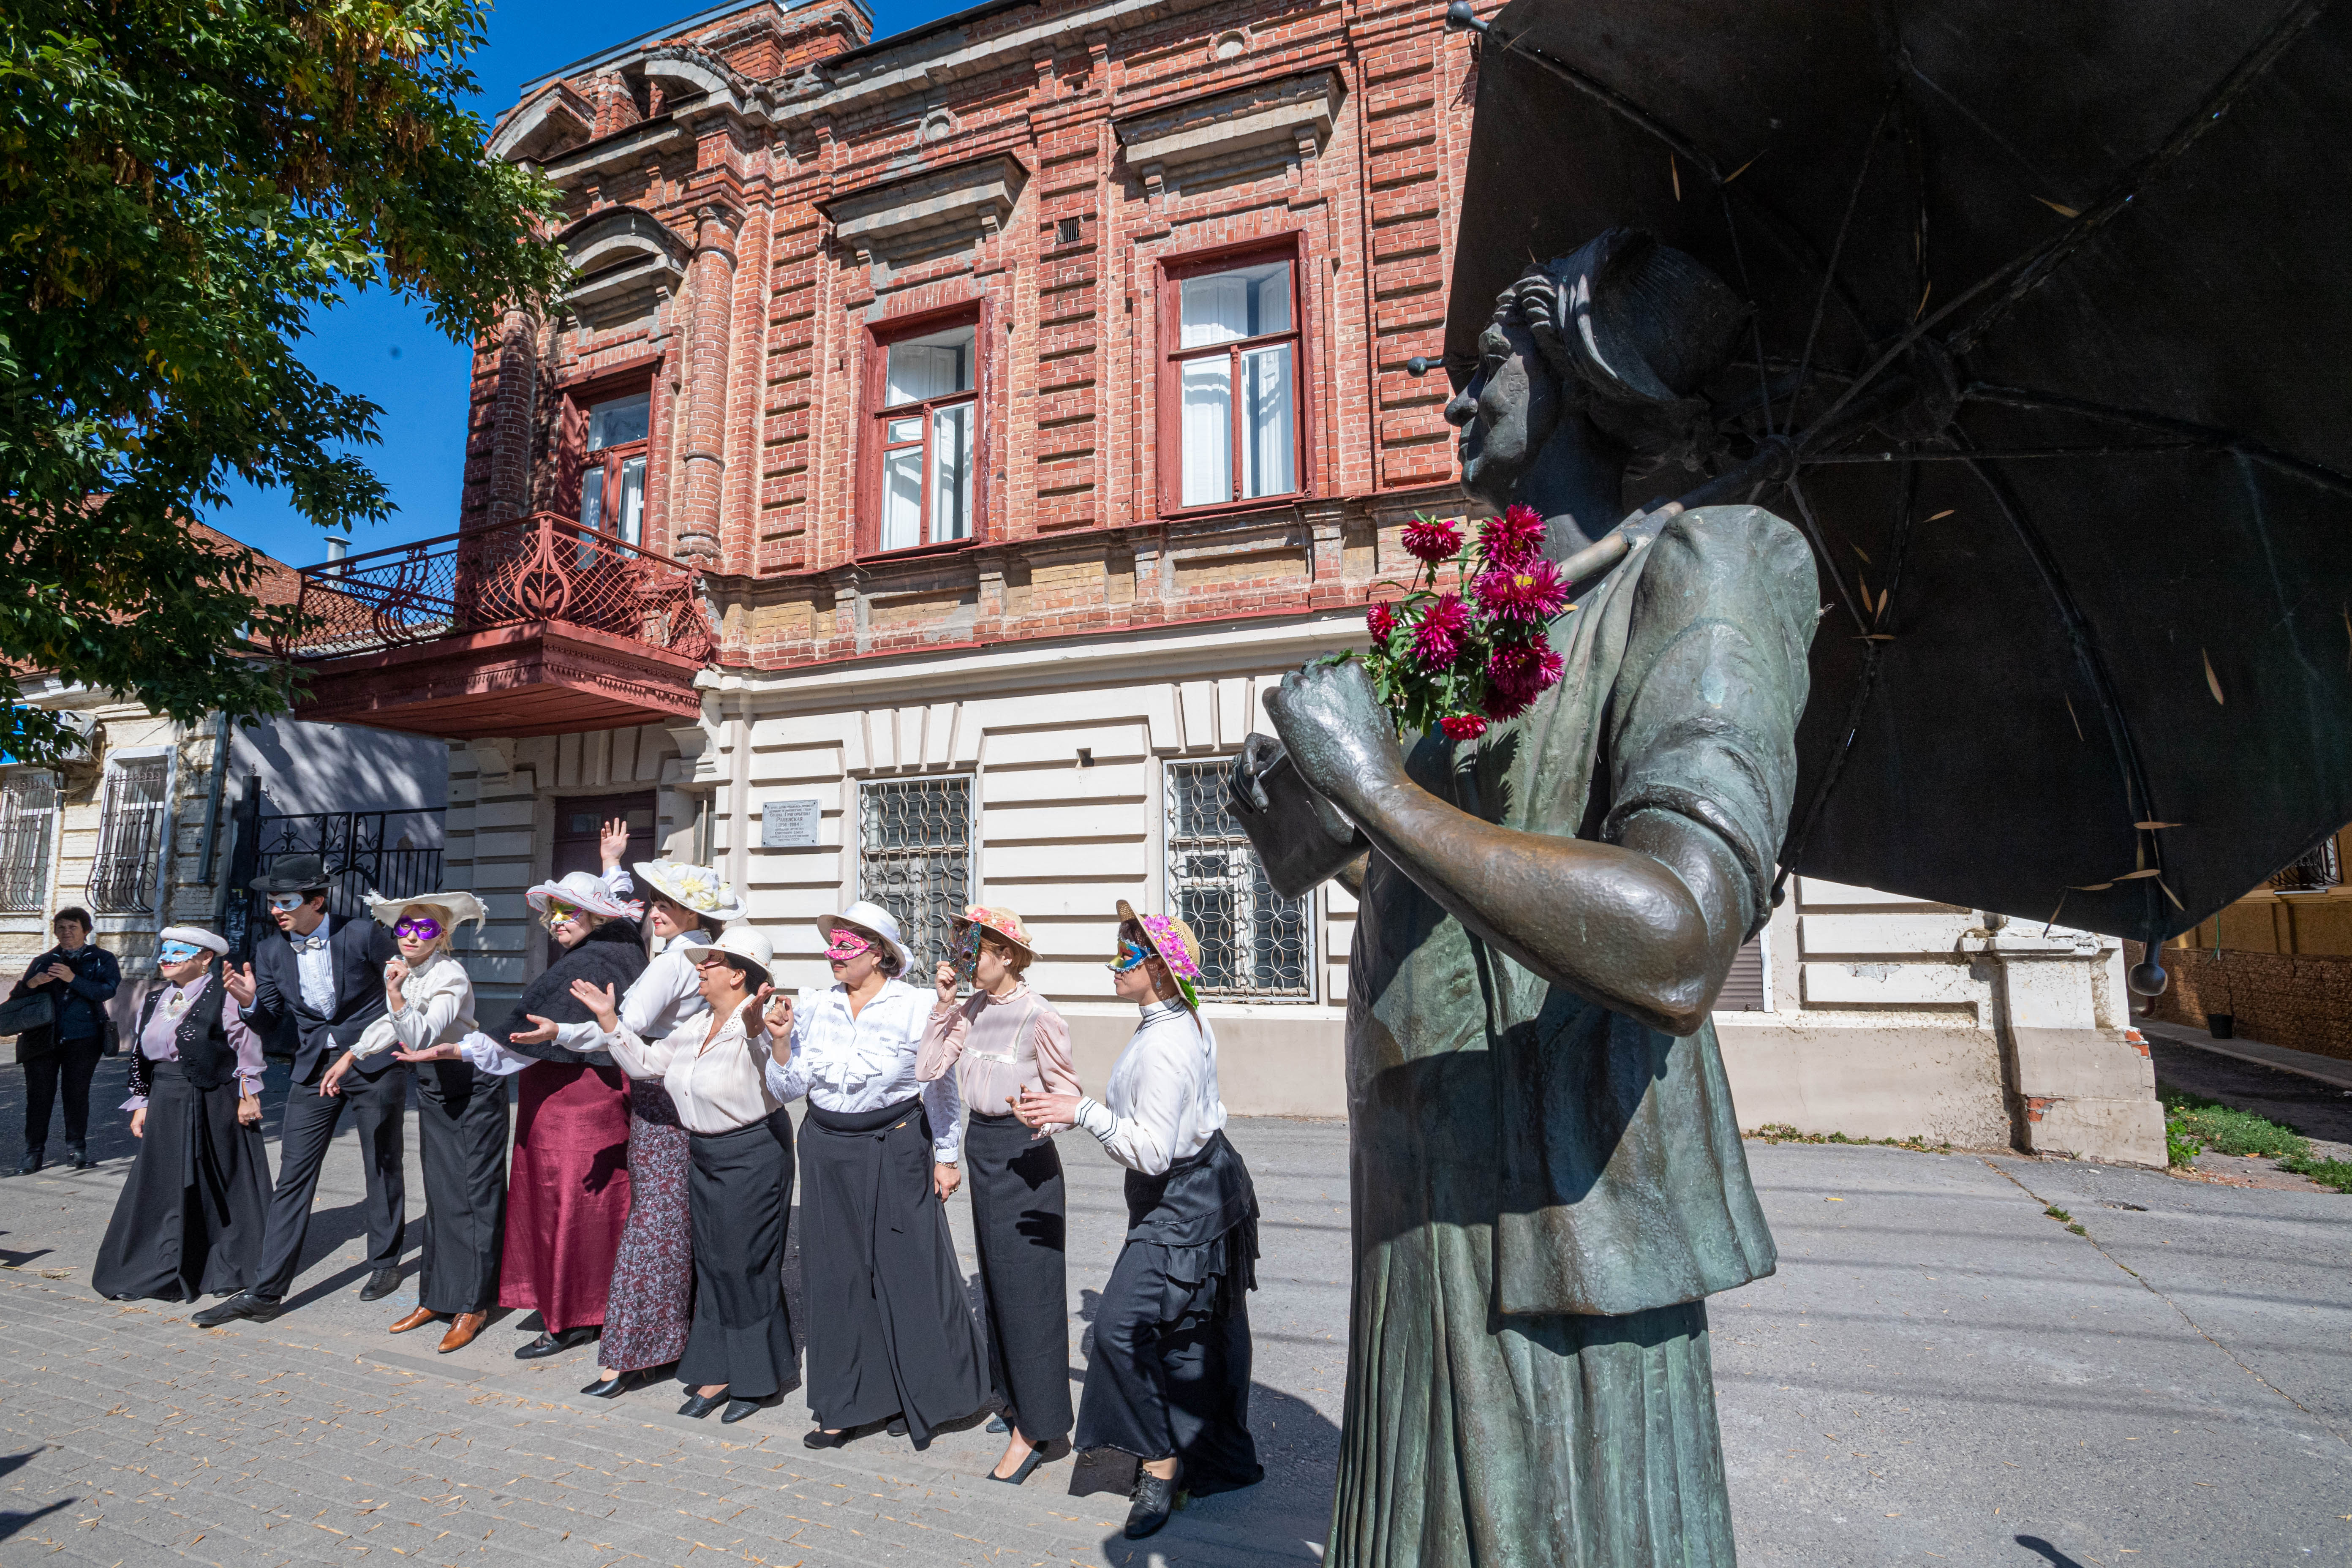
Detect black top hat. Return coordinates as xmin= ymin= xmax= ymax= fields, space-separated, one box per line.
xmin=249 ymin=854 xmax=331 ymax=896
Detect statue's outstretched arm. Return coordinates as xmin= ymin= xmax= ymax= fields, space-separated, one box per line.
xmin=1267 ymin=659 xmax=1747 ymax=1037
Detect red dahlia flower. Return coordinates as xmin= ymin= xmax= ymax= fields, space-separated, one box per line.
xmin=1401 ymin=516 xmax=1464 ymax=564
xmin=1487 ymin=640 xmax=1565 ymax=708
xmin=1472 ymin=557 xmax=1571 ymax=623
xmin=1478 ymin=504 xmax=1546 ymax=565
xmin=1412 ymin=593 xmax=1471 ymax=670
xmin=1439 ymin=714 xmax=1488 ymax=741
xmin=1367 ymin=601 xmax=1396 ymax=641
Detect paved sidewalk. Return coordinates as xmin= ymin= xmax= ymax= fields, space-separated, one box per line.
xmin=0 ymin=1058 xmax=2345 ymax=1567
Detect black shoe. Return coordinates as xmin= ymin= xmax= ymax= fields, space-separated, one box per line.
xmin=988 ymin=1442 xmax=1046 ymax=1486
xmin=15 ymin=1148 xmax=41 ymax=1176
xmin=1124 ymin=1471 xmax=1179 ymax=1540
xmin=678 ymin=1390 xmax=729 ymax=1419
xmin=514 ymin=1326 xmax=599 ymax=1360
xmin=886 ymin=1416 xmax=908 ymax=1437
xmin=581 ymin=1368 xmax=654 ymax=1398
xmin=65 ymin=1142 xmax=90 ymax=1170
xmin=191 ymin=1291 xmax=282 ymax=1328
xmin=720 ymin=1399 xmax=762 ymax=1425
xmin=986 ymin=1413 xmax=1010 ymax=1434
xmin=803 ymin=1428 xmax=851 ymax=1449
xmin=357 ymin=1268 xmax=401 ymax=1302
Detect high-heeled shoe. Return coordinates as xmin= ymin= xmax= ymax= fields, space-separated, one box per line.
xmin=678 ymin=1389 xmax=730 ymax=1419
xmin=580 ymin=1367 xmax=652 ymax=1398
xmin=987 ymin=1441 xmax=1046 ymax=1486
xmin=1124 ymin=1469 xmax=1181 ymax=1539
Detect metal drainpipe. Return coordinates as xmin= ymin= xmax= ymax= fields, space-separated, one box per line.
xmin=195 ymin=712 xmax=233 ymax=886
xmin=148 ymin=719 xmax=185 ymax=964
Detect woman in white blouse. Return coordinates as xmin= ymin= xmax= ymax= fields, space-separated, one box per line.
xmin=1015 ymin=902 xmax=1263 ymax=1541
xmin=324 ymin=892 xmax=499 ymax=1354
xmin=761 ymin=900 xmax=989 ymax=1451
xmin=579 ymin=924 xmax=791 ymax=1426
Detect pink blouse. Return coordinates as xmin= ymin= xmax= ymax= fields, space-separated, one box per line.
xmin=916 ymin=982 xmax=1079 ymax=1132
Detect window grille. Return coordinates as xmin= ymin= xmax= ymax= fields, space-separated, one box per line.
xmin=89 ymin=756 xmax=168 ymax=914
xmin=1165 ymin=760 xmax=1311 ymax=997
xmin=858 ymin=778 xmax=972 ymax=971
xmin=2270 ymin=836 xmax=2344 ymax=892
xmin=0 ymin=771 xmax=58 ymax=912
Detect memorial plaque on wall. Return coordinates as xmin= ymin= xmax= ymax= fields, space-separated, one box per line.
xmin=760 ymin=799 xmax=822 ymax=849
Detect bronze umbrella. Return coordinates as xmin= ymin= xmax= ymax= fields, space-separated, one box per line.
xmin=1433 ymin=0 xmax=2352 ymax=987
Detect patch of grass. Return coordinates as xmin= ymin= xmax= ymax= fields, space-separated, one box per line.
xmin=2157 ymin=1085 xmax=2352 ymax=1193
xmin=1749 ymin=1124 xmax=1955 ymax=1154
xmin=2043 ymin=1205 xmax=2088 ymax=1236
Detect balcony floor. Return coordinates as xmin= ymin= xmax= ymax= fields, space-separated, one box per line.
xmin=292 ymin=620 xmax=703 ymax=739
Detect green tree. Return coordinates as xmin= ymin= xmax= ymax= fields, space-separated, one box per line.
xmin=0 ymin=0 xmax=567 ymax=762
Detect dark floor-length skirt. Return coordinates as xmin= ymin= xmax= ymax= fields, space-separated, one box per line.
xmin=91 ymin=1061 xmax=270 ymax=1302
xmin=677 ymin=1108 xmax=798 ymax=1398
xmin=964 ymin=1111 xmax=1073 ymax=1443
xmin=1074 ymin=1194 xmax=1263 ymax=1492
xmin=600 ymin=1078 xmax=694 ymax=1373
xmin=799 ymin=1097 xmax=989 ymax=1442
xmin=499 ymin=1061 xmax=631 ymax=1333
xmin=414 ymin=1059 xmax=509 ymax=1315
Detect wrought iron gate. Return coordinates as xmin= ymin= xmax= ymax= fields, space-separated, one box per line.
xmin=223 ymin=778 xmax=446 ymax=957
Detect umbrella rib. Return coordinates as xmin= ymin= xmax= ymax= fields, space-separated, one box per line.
xmin=1960 ymin=383 xmax=2352 ymax=498
xmin=1782 ymin=476 xmax=1871 ymax=637
xmin=1946 ymin=0 xmax=2333 ymax=356
xmin=1789 ymin=97 xmax=1897 ymax=436
xmin=1952 ymin=438 xmax=2170 ymax=945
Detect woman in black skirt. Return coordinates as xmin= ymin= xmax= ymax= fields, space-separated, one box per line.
xmin=92 ymin=926 xmax=270 ymax=1303
xmin=1015 ymin=902 xmax=1262 ymax=1541
xmin=917 ymin=904 xmax=1080 ymax=1485
xmin=587 ymin=924 xmax=793 ymax=1425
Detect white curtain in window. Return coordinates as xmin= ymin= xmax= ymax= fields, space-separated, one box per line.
xmin=1182 ymin=357 xmax=1233 ymax=506
xmin=1181 ymin=275 xmax=1252 ymax=348
xmin=931 ymin=404 xmax=972 ymax=541
xmin=587 ymin=391 xmax=650 ymax=450
xmin=882 ymin=448 xmax=924 ymax=550
xmin=577 ymin=473 xmax=602 ymax=531
xmin=887 ymin=342 xmax=967 ymax=405
xmin=1241 ymin=344 xmax=1294 ymax=498
xmin=615 ymin=456 xmax=646 ymax=544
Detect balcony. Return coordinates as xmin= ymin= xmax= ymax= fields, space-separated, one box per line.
xmin=279 ymin=514 xmax=712 ymax=739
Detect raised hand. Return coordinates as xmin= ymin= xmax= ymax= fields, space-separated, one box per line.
xmin=740 ymin=982 xmax=774 ymax=1029
xmin=763 ymin=994 xmax=794 ymax=1040
xmin=384 ymin=958 xmax=411 ymax=985
xmin=933 ymin=960 xmax=959 ymax=1007
xmin=508 ymin=1014 xmax=561 ymax=1045
xmin=223 ymin=963 xmax=258 ymax=1007
xmin=384 ymin=956 xmax=410 ymax=1010
xmin=599 ymin=816 xmax=632 ymax=871
xmin=568 ymin=979 xmax=620 ymax=1033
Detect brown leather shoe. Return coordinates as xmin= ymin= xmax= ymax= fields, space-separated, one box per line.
xmin=438 ymin=1311 xmax=489 ymax=1354
xmin=388 ymin=1307 xmax=440 ymax=1334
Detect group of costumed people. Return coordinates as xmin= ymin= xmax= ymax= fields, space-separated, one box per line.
xmin=84 ymin=828 xmax=1261 ymax=1538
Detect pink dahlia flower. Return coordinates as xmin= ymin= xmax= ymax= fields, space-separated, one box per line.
xmin=1472 ymin=557 xmax=1572 ymax=623
xmin=1412 ymin=592 xmax=1471 ymax=670
xmin=1367 ymin=601 xmax=1396 ymax=641
xmin=1439 ymin=714 xmax=1488 ymax=741
xmin=1402 ymin=516 xmax=1464 ymax=564
xmin=1479 ymin=503 xmax=1547 ymax=565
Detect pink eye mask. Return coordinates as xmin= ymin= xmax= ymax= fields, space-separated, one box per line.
xmin=825 ymin=929 xmax=872 ymax=962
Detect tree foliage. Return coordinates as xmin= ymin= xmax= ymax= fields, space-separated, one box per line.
xmin=0 ymin=0 xmax=566 ymax=762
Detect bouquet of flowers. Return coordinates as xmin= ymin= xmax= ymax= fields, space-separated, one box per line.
xmin=1357 ymin=503 xmax=1573 ymax=742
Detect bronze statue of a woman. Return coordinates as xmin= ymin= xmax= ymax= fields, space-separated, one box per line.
xmin=1233 ymin=233 xmax=1819 ymax=1566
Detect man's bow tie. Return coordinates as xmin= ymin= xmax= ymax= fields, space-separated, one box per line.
xmin=292 ymin=934 xmax=329 ymax=953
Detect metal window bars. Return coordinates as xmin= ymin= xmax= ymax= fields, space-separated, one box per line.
xmin=0 ymin=771 xmax=59 ymax=912
xmin=221 ymin=795 xmax=448 ymax=957
xmin=858 ymin=778 xmax=972 ymax=972
xmin=2268 ymin=837 xmax=2344 ymax=893
xmin=88 ymin=758 xmax=169 ymax=914
xmin=1165 ymin=760 xmax=1312 ymax=997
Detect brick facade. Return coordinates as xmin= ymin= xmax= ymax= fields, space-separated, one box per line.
xmin=466 ymin=0 xmax=1482 ymax=668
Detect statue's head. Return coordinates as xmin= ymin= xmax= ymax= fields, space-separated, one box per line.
xmin=1445 ymin=229 xmax=1750 ymax=520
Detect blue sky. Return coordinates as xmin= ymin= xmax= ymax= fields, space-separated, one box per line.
xmin=211 ymin=0 xmax=953 ymax=569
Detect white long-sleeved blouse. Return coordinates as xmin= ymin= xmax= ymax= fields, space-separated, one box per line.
xmin=553 ymin=929 xmax=710 ymax=1066
xmin=351 ymin=950 xmax=475 ymax=1060
xmin=606 ymin=1001 xmax=780 ymax=1135
xmin=1071 ymin=999 xmax=1229 ymax=1176
xmin=764 ymin=976 xmax=964 ymax=1162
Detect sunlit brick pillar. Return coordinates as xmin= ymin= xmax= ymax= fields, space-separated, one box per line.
xmin=674 ymin=204 xmax=739 ymax=564
xmin=484 ymin=307 xmax=540 ymax=524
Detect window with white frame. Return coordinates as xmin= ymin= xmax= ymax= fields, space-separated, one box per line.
xmin=858 ymin=777 xmax=972 ymax=971
xmin=89 ymin=755 xmax=168 ymax=914
xmin=876 ymin=324 xmax=977 ymax=552
xmin=1171 ymin=258 xmax=1299 ymax=508
xmin=1165 ymin=759 xmax=1311 ymax=997
xmin=0 ymin=770 xmax=58 ymax=912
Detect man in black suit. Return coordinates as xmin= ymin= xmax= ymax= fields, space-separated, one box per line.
xmin=195 ymin=856 xmax=407 ymax=1324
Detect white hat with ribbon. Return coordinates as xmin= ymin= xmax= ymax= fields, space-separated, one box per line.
xmin=632 ymin=860 xmax=747 ymax=925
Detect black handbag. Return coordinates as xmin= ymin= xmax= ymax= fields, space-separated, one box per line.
xmin=0 ymin=991 xmax=56 ymax=1037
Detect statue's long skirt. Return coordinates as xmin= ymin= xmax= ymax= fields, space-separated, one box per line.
xmin=798 ymin=1096 xmax=988 ymax=1441
xmin=499 ymin=1062 xmax=631 ymax=1334
xmin=599 ymin=1078 xmax=694 ymax=1374
xmin=412 ymin=1057 xmax=508 ymax=1316
xmin=963 ymin=1110 xmax=1073 ymax=1443
xmin=675 ymin=1107 xmax=797 ymax=1398
xmin=91 ymin=1060 xmax=269 ymax=1302
xmin=1073 ymin=1142 xmax=1264 ymax=1493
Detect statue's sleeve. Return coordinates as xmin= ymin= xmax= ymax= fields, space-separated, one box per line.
xmin=1598 ymin=505 xmax=1819 ymax=937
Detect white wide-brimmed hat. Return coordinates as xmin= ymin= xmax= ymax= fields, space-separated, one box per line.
xmin=524 ymin=871 xmax=644 ymax=922
xmin=695 ymin=924 xmax=773 ymax=988
xmin=367 ymin=889 xmax=488 ymax=933
xmin=817 ymin=900 xmax=912 ymax=971
xmin=632 ymin=860 xmax=746 ymax=925
xmin=158 ymin=925 xmax=229 ymax=956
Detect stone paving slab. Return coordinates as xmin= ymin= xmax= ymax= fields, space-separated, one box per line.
xmin=1 ymin=1058 xmax=2347 ymax=1566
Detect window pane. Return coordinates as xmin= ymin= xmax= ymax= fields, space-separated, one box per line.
xmin=931 ymin=403 xmax=972 ymax=542
xmin=1240 ymin=343 xmax=1295 ymax=498
xmin=90 ymin=758 xmax=167 ymax=915
xmin=858 ymin=778 xmax=971 ymax=971
xmin=1180 ymin=261 xmax=1291 ymax=348
xmin=886 ymin=416 xmax=923 ymax=444
xmin=1165 ymin=760 xmax=1310 ymax=996
xmin=1181 ymin=355 xmax=1233 ymax=506
xmin=586 ymin=390 xmax=650 ymax=450
xmin=886 ymin=324 xmax=975 ymax=404
xmin=882 ymin=446 xmax=924 ymax=551
xmin=577 ymin=463 xmax=603 ymax=531
xmin=615 ymin=456 xmax=645 ymax=545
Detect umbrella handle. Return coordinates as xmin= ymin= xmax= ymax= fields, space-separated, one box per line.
xmin=2127 ymin=941 xmax=2170 ymax=997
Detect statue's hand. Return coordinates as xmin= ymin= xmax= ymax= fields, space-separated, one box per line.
xmin=1229 ymin=734 xmax=1285 ymax=815
xmin=1267 ymin=658 xmax=1405 ymax=813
